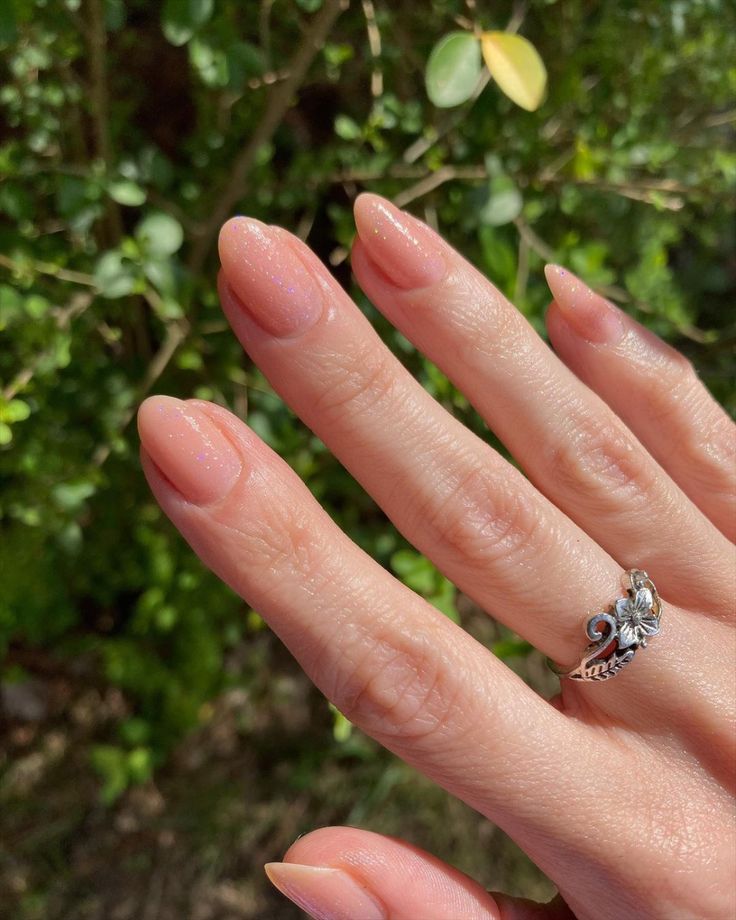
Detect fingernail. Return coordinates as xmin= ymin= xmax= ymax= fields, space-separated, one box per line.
xmin=218 ymin=217 xmax=324 ymax=337
xmin=544 ymin=264 xmax=625 ymax=345
xmin=138 ymin=395 xmax=242 ymax=505
xmin=353 ymin=193 xmax=447 ymax=289
xmin=265 ymin=862 xmax=386 ymax=920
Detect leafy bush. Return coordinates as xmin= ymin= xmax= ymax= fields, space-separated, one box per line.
xmin=1 ymin=0 xmax=734 ymax=799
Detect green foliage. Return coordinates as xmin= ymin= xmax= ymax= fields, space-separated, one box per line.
xmin=1 ymin=0 xmax=735 ymax=806
xmin=425 ymin=32 xmax=481 ymax=107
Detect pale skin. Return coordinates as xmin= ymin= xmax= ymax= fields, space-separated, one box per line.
xmin=137 ymin=194 xmax=736 ymax=920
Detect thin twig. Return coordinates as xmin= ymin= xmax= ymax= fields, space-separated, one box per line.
xmin=361 ymin=0 xmax=383 ymax=98
xmin=0 ymin=254 xmax=97 ymax=287
xmin=87 ymin=0 xmax=122 ymax=242
xmin=188 ymin=0 xmax=348 ymax=274
xmin=2 ymin=293 xmax=94 ymax=401
xmin=337 ymin=161 xmax=720 ymax=211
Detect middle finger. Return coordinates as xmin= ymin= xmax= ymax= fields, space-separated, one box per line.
xmin=217 ymin=217 xmax=624 ymax=668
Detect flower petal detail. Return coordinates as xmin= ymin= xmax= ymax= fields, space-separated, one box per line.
xmin=618 ymin=621 xmax=639 ymax=648
xmin=639 ymin=615 xmax=661 ymax=637
xmin=632 ymin=587 xmax=653 ymax=615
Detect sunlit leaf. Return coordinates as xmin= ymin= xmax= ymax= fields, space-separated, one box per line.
xmin=135 ymin=212 xmax=184 ymax=257
xmin=425 ymin=32 xmax=481 ymax=108
xmin=108 ymin=179 xmax=147 ymax=206
xmin=162 ymin=0 xmax=213 ymax=46
xmin=479 ymin=175 xmax=523 ymax=226
xmin=481 ymin=32 xmax=547 ymax=111
xmin=94 ymin=249 xmax=138 ymax=298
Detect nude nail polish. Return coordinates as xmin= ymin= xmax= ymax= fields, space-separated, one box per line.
xmin=265 ymin=862 xmax=386 ymax=920
xmin=138 ymin=395 xmax=242 ymax=505
xmin=544 ymin=264 xmax=625 ymax=345
xmin=218 ymin=217 xmax=324 ymax=337
xmin=353 ymin=193 xmax=447 ymax=289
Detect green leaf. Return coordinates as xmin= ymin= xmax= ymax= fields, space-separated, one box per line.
xmin=135 ymin=212 xmax=184 ymax=257
xmin=479 ymin=175 xmax=523 ymax=226
xmin=189 ymin=37 xmax=229 ymax=87
xmin=52 ymin=480 xmax=96 ymax=512
xmin=0 ymin=422 xmax=12 ymax=445
xmin=425 ymin=32 xmax=481 ymax=108
xmin=94 ymin=249 xmax=138 ymax=298
xmin=0 ymin=399 xmax=30 ymax=423
xmin=91 ymin=744 xmax=129 ymax=804
xmin=334 ymin=114 xmax=361 ymax=140
xmin=481 ymin=32 xmax=547 ymax=111
xmin=226 ymin=41 xmax=266 ymax=89
xmin=108 ymin=179 xmax=147 ymax=206
xmin=390 ymin=549 xmax=436 ymax=594
xmin=427 ymin=577 xmax=459 ymax=623
xmin=162 ymin=0 xmax=213 ymax=46
xmin=0 ymin=284 xmax=23 ymax=328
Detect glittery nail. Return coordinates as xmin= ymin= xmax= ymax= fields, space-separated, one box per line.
xmin=138 ymin=396 xmax=242 ymax=505
xmin=218 ymin=218 xmax=324 ymax=337
xmin=544 ymin=264 xmax=625 ymax=345
xmin=353 ymin=193 xmax=447 ymax=289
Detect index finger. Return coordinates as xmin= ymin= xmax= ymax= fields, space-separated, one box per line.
xmin=137 ymin=395 xmax=579 ymax=831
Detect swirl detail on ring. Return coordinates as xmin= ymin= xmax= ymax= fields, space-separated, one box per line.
xmin=552 ymin=570 xmax=662 ymax=682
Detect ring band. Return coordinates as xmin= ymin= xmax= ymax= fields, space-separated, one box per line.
xmin=550 ymin=569 xmax=662 ymax=682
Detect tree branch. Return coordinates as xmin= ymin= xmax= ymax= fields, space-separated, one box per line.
xmin=188 ymin=0 xmax=349 ymax=274
xmin=87 ymin=0 xmax=122 ymax=242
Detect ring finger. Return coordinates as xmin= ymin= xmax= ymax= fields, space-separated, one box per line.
xmin=349 ymin=195 xmax=732 ymax=617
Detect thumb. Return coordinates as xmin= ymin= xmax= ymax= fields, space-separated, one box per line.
xmin=265 ymin=826 xmax=573 ymax=919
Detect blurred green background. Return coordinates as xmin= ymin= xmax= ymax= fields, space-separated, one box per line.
xmin=1 ymin=0 xmax=734 ymax=917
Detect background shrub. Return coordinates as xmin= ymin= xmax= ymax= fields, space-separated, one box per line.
xmin=1 ymin=1 xmax=734 ymax=916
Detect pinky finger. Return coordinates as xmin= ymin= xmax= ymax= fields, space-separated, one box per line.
xmin=266 ymin=826 xmax=573 ymax=920
xmin=545 ymin=265 xmax=736 ymax=542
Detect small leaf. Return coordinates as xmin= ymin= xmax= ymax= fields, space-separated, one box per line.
xmin=108 ymin=179 xmax=147 ymax=206
xmin=0 ymin=422 xmax=12 ymax=445
xmin=0 ymin=399 xmax=31 ymax=423
xmin=481 ymin=32 xmax=547 ymax=111
xmin=94 ymin=250 xmax=138 ymax=298
xmin=135 ymin=212 xmax=184 ymax=257
xmin=425 ymin=32 xmax=481 ymax=108
xmin=479 ymin=175 xmax=523 ymax=226
xmin=162 ymin=0 xmax=213 ymax=46
xmin=189 ymin=37 xmax=229 ymax=87
xmin=334 ymin=114 xmax=361 ymax=140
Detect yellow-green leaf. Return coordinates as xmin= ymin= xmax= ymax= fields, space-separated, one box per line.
xmin=480 ymin=32 xmax=547 ymax=111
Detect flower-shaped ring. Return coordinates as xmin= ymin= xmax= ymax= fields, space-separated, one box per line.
xmin=550 ymin=570 xmax=662 ymax=682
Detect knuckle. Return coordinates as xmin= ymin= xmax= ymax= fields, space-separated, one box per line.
xmin=414 ymin=459 xmax=539 ymax=569
xmin=548 ymin=414 xmax=655 ymax=509
xmin=311 ymin=339 xmax=398 ymax=421
xmin=329 ymin=626 xmax=461 ymax=746
xmin=452 ymin=284 xmax=526 ymax=365
xmin=231 ymin=495 xmax=328 ymax=589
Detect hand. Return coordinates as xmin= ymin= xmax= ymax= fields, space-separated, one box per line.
xmin=137 ymin=195 xmax=736 ymax=920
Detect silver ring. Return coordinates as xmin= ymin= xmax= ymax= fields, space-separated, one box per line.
xmin=550 ymin=569 xmax=662 ymax=681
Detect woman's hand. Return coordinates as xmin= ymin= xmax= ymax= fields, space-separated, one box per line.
xmin=137 ymin=195 xmax=735 ymax=919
